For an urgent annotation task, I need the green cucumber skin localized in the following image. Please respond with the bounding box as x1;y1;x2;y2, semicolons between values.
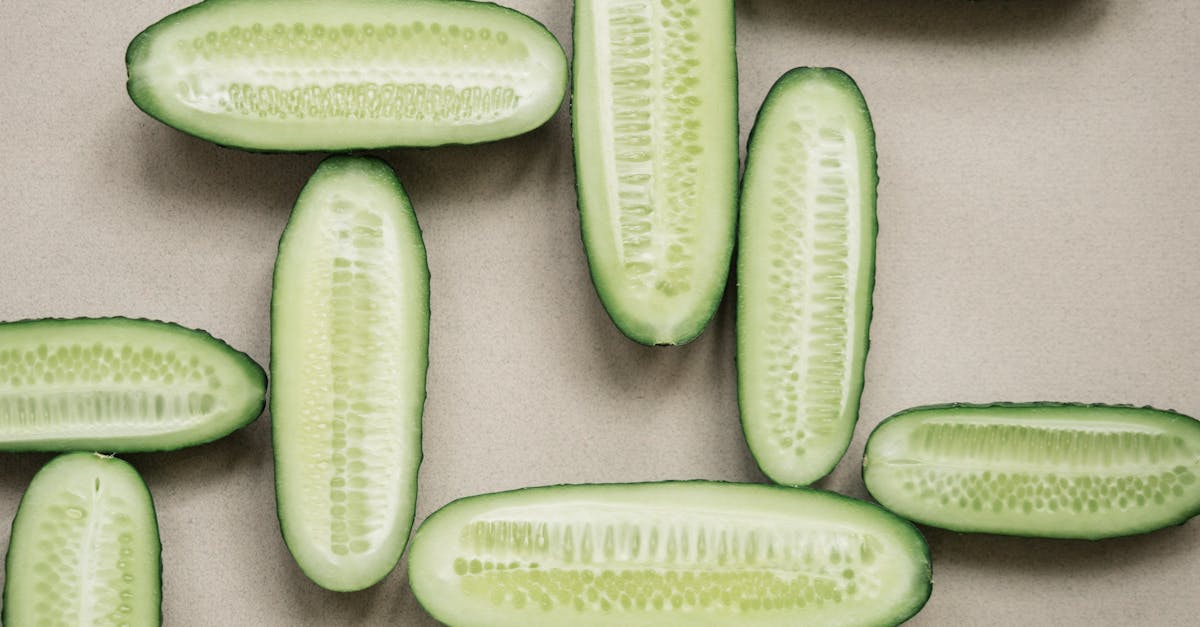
410;481;931;627
572;0;739;346
736;67;877;486
0;316;266;452
271;156;430;591
863;402;1200;540
3;453;162;627
126;0;568;153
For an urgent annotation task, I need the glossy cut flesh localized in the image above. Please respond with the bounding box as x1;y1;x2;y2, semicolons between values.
0;317;266;452
409;482;931;627
4;453;161;626
272;156;429;591
573;0;738;345
863;404;1200;539
737;68;877;486
126;0;568;151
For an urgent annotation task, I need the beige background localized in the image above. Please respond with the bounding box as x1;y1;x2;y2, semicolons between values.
2;0;1198;624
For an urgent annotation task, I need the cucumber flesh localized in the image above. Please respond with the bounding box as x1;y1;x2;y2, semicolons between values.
126;0;568;151
737;68;877;486
3;453;161;626
409;482;931;627
573;0;739;345
272;156;429;591
0;317;266;452
863;403;1200;539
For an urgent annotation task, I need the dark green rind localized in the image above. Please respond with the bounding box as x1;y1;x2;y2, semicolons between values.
735;67;878;486
3;453;163;627
410;481;931;627
126;0;568;153
270;155;430;591
0;317;266;452
571;0;740;347
863;402;1200;540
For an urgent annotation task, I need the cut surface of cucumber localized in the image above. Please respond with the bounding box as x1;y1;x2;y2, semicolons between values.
126;0;568;151
737;68;877;486
863;403;1200;539
272;156;429;591
573;0;739;345
409;482;931;627
0;317;266;452
4;453;161;626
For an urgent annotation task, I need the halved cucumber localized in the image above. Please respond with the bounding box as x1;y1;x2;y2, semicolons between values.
0;317;265;452
272;156;429;591
126;0;568;151
863;403;1200;539
573;0;739;345
4;453;161;626
409;482;931;627
737;68;877;486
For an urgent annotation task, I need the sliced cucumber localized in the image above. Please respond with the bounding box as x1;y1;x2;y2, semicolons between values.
737;68;877;486
3;453;161;626
409;482;931;627
126;0;568;151
0;317;265;452
573;0;739;345
272;156;429;591
863;403;1200;539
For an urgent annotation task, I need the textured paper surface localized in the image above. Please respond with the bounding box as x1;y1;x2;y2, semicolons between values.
1;1;1198;624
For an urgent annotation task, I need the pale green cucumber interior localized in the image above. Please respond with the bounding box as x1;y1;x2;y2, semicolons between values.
4;453;160;626
272;157;428;591
0;318;265;451
864;405;1200;538
737;68;876;486
574;0;738;345
410;483;930;627
127;0;567;150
